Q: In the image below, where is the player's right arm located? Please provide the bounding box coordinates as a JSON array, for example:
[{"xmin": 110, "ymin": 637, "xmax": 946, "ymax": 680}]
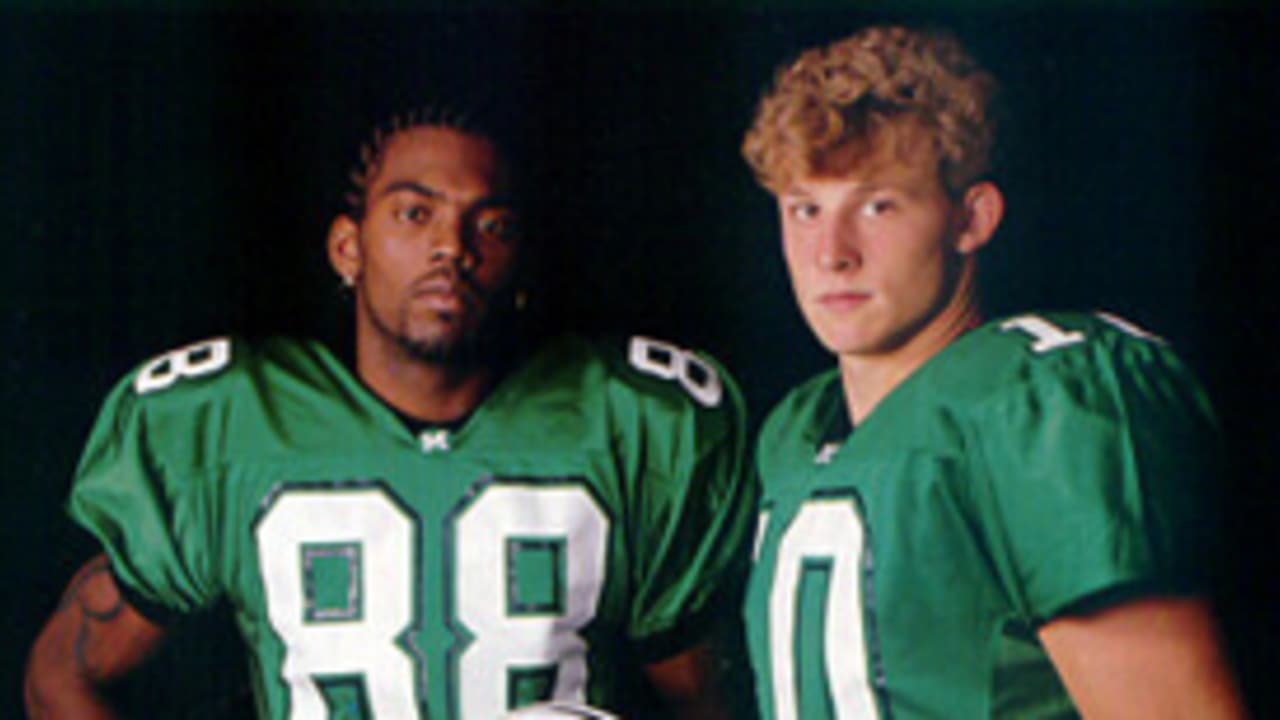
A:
[
  {"xmin": 25, "ymin": 554, "xmax": 168, "ymax": 719},
  {"xmin": 28, "ymin": 339, "xmax": 235, "ymax": 717}
]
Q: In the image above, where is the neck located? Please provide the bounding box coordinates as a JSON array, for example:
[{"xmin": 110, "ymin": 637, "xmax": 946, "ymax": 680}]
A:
[
  {"xmin": 356, "ymin": 328, "xmax": 498, "ymax": 424},
  {"xmin": 839, "ymin": 262, "xmax": 983, "ymax": 426}
]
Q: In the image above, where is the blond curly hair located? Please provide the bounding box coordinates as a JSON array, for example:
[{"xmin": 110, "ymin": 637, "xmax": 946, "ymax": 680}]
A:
[{"xmin": 742, "ymin": 25, "xmax": 998, "ymax": 196}]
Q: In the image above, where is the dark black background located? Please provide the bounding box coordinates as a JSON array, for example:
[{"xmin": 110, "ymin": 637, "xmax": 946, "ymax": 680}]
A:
[{"xmin": 3, "ymin": 4, "xmax": 1277, "ymax": 716}]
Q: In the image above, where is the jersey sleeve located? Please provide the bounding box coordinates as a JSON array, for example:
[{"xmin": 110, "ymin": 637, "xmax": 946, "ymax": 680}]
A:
[
  {"xmin": 612, "ymin": 342, "xmax": 758, "ymax": 660},
  {"xmin": 969, "ymin": 319, "xmax": 1222, "ymax": 623},
  {"xmin": 67, "ymin": 349, "xmax": 229, "ymax": 617}
]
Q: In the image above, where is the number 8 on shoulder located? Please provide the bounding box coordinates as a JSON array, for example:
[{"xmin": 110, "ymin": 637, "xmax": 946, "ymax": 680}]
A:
[{"xmin": 627, "ymin": 336, "xmax": 723, "ymax": 408}]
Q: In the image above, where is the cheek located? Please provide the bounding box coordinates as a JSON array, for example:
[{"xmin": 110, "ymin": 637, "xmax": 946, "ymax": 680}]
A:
[
  {"xmin": 362, "ymin": 238, "xmax": 419, "ymax": 296},
  {"xmin": 476, "ymin": 243, "xmax": 520, "ymax": 287},
  {"xmin": 361, "ymin": 225, "xmax": 409, "ymax": 265},
  {"xmin": 780, "ymin": 239, "xmax": 810, "ymax": 292},
  {"xmin": 878, "ymin": 222, "xmax": 948, "ymax": 272},
  {"xmin": 780, "ymin": 231, "xmax": 807, "ymax": 272}
]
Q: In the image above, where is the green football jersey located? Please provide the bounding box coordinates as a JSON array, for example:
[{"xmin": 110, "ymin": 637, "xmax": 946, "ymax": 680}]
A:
[
  {"xmin": 69, "ymin": 333, "xmax": 754, "ymax": 719},
  {"xmin": 745, "ymin": 311, "xmax": 1220, "ymax": 719}
]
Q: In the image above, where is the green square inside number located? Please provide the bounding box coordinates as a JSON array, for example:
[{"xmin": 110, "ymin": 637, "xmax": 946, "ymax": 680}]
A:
[
  {"xmin": 303, "ymin": 542, "xmax": 362, "ymax": 623},
  {"xmin": 507, "ymin": 537, "xmax": 564, "ymax": 615}
]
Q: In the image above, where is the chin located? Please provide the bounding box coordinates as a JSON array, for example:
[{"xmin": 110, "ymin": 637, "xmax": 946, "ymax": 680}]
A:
[
  {"xmin": 820, "ymin": 328, "xmax": 910, "ymax": 358},
  {"xmin": 402, "ymin": 335, "xmax": 482, "ymax": 365},
  {"xmin": 404, "ymin": 317, "xmax": 513, "ymax": 365},
  {"xmin": 812, "ymin": 321, "xmax": 878, "ymax": 355},
  {"xmin": 394, "ymin": 320, "xmax": 470, "ymax": 361}
]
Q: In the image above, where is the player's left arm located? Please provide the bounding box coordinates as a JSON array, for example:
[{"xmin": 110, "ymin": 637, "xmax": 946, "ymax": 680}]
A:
[
  {"xmin": 643, "ymin": 642, "xmax": 736, "ymax": 720},
  {"xmin": 1039, "ymin": 596, "xmax": 1248, "ymax": 719},
  {"xmin": 620, "ymin": 336, "xmax": 757, "ymax": 719}
]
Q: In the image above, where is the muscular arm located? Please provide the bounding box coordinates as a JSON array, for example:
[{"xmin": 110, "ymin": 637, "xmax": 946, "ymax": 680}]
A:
[
  {"xmin": 644, "ymin": 642, "xmax": 737, "ymax": 720},
  {"xmin": 25, "ymin": 554, "xmax": 168, "ymax": 719},
  {"xmin": 1040, "ymin": 597, "xmax": 1248, "ymax": 719}
]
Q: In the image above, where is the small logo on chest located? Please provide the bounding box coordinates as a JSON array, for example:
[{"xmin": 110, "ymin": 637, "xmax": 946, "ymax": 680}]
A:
[
  {"xmin": 814, "ymin": 442, "xmax": 841, "ymax": 465},
  {"xmin": 419, "ymin": 429, "xmax": 451, "ymax": 453}
]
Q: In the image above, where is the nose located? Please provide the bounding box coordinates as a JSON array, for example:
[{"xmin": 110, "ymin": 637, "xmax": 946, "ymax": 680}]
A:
[
  {"xmin": 427, "ymin": 211, "xmax": 475, "ymax": 269},
  {"xmin": 815, "ymin": 216, "xmax": 859, "ymax": 272}
]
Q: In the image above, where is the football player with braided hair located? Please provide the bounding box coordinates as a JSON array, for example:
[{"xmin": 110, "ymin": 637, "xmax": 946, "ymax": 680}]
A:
[
  {"xmin": 741, "ymin": 25, "xmax": 1248, "ymax": 718},
  {"xmin": 25, "ymin": 100, "xmax": 755, "ymax": 718}
]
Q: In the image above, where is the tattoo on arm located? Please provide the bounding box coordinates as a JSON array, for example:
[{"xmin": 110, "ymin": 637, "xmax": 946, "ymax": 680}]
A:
[{"xmin": 59, "ymin": 556, "xmax": 128, "ymax": 681}]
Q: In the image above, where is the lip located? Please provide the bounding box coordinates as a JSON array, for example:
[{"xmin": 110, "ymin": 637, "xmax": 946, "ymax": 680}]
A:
[
  {"xmin": 412, "ymin": 276, "xmax": 474, "ymax": 312},
  {"xmin": 816, "ymin": 290, "xmax": 871, "ymax": 311},
  {"xmin": 415, "ymin": 290, "xmax": 465, "ymax": 313}
]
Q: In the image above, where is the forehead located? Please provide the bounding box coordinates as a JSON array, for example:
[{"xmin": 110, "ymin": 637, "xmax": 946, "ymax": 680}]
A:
[
  {"xmin": 788, "ymin": 131, "xmax": 943, "ymax": 196},
  {"xmin": 371, "ymin": 126, "xmax": 510, "ymax": 199}
]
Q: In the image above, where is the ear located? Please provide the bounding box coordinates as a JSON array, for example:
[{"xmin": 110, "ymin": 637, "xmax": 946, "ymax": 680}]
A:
[
  {"xmin": 328, "ymin": 215, "xmax": 362, "ymax": 285},
  {"xmin": 954, "ymin": 181, "xmax": 1005, "ymax": 255}
]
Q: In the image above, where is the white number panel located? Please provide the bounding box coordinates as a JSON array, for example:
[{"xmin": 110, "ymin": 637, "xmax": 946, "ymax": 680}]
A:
[
  {"xmin": 257, "ymin": 488, "xmax": 422, "ymax": 718},
  {"xmin": 256, "ymin": 482, "xmax": 609, "ymax": 719},
  {"xmin": 454, "ymin": 484, "xmax": 609, "ymax": 718},
  {"xmin": 765, "ymin": 499, "xmax": 880, "ymax": 720}
]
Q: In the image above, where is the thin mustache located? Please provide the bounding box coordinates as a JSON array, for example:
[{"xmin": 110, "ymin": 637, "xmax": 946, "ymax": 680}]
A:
[{"xmin": 411, "ymin": 267, "xmax": 479, "ymax": 300}]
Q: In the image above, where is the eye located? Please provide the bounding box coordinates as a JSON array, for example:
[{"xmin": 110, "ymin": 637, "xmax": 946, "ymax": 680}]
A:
[
  {"xmin": 786, "ymin": 201, "xmax": 820, "ymax": 223},
  {"xmin": 861, "ymin": 197, "xmax": 898, "ymax": 218},
  {"xmin": 475, "ymin": 211, "xmax": 522, "ymax": 242},
  {"xmin": 395, "ymin": 204, "xmax": 432, "ymax": 224}
]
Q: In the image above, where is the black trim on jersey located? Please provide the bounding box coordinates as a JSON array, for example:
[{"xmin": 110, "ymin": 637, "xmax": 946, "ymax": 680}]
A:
[
  {"xmin": 349, "ymin": 339, "xmax": 531, "ymax": 439},
  {"xmin": 811, "ymin": 486, "xmax": 856, "ymax": 500},
  {"xmin": 803, "ymin": 380, "xmax": 854, "ymax": 465},
  {"xmin": 630, "ymin": 577, "xmax": 747, "ymax": 665},
  {"xmin": 819, "ymin": 400, "xmax": 855, "ymax": 448},
  {"xmin": 1039, "ymin": 577, "xmax": 1206, "ymax": 627},
  {"xmin": 115, "ymin": 572, "xmax": 180, "ymax": 626},
  {"xmin": 798, "ymin": 375, "xmax": 852, "ymax": 449},
  {"xmin": 253, "ymin": 477, "xmax": 410, "ymax": 521},
  {"xmin": 391, "ymin": 408, "xmax": 469, "ymax": 438},
  {"xmin": 855, "ymin": 490, "xmax": 894, "ymax": 720},
  {"xmin": 804, "ymin": 486, "xmax": 895, "ymax": 720}
]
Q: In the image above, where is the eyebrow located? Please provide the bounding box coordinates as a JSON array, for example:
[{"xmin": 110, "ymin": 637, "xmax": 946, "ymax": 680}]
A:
[
  {"xmin": 783, "ymin": 179, "xmax": 902, "ymax": 199},
  {"xmin": 378, "ymin": 180, "xmax": 443, "ymax": 201},
  {"xmin": 378, "ymin": 180, "xmax": 517, "ymax": 210}
]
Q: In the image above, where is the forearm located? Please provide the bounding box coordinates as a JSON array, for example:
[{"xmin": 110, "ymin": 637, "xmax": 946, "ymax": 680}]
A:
[
  {"xmin": 24, "ymin": 656, "xmax": 119, "ymax": 720},
  {"xmin": 664, "ymin": 693, "xmax": 735, "ymax": 720},
  {"xmin": 644, "ymin": 642, "xmax": 736, "ymax": 720}
]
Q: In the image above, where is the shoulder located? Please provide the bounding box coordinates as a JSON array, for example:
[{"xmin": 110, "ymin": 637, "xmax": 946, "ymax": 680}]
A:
[
  {"xmin": 97, "ymin": 336, "xmax": 341, "ymax": 435},
  {"xmin": 521, "ymin": 333, "xmax": 745, "ymax": 421},
  {"xmin": 126, "ymin": 335, "xmax": 332, "ymax": 398},
  {"xmin": 759, "ymin": 369, "xmax": 841, "ymax": 451},
  {"xmin": 497, "ymin": 334, "xmax": 747, "ymax": 475},
  {"xmin": 928, "ymin": 311, "xmax": 1211, "ymax": 413},
  {"xmin": 754, "ymin": 369, "xmax": 841, "ymax": 481},
  {"xmin": 910, "ymin": 312, "xmax": 1219, "ymax": 466}
]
